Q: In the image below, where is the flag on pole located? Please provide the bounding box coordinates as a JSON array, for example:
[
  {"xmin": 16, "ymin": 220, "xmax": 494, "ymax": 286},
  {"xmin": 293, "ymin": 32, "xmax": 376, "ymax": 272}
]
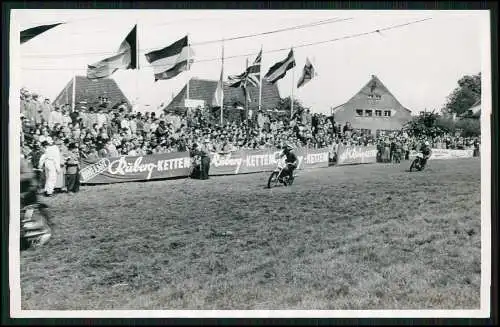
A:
[
  {"xmin": 212, "ymin": 68, "xmax": 224, "ymax": 107},
  {"xmin": 20, "ymin": 23, "xmax": 63, "ymax": 44},
  {"xmin": 228, "ymin": 49, "xmax": 261, "ymax": 88},
  {"xmin": 264, "ymin": 49, "xmax": 296, "ymax": 84},
  {"xmin": 244, "ymin": 87, "xmax": 252, "ymax": 103},
  {"xmin": 145, "ymin": 35, "xmax": 195, "ymax": 81},
  {"xmin": 87, "ymin": 25, "xmax": 137, "ymax": 80},
  {"xmin": 297, "ymin": 58, "xmax": 316, "ymax": 88}
]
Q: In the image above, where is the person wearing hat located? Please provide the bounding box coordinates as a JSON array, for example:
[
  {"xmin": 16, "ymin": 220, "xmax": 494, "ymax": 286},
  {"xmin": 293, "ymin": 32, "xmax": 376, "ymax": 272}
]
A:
[
  {"xmin": 64, "ymin": 143, "xmax": 80, "ymax": 194},
  {"xmin": 199, "ymin": 138, "xmax": 212, "ymax": 180}
]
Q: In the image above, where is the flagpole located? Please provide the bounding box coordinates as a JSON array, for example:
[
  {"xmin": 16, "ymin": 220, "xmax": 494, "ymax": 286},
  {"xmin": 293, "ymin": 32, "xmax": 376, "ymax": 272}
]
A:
[
  {"xmin": 245, "ymin": 57, "xmax": 249, "ymax": 122},
  {"xmin": 258, "ymin": 45, "xmax": 263, "ymax": 113},
  {"xmin": 290, "ymin": 49, "xmax": 295, "ymax": 120},
  {"xmin": 135, "ymin": 23, "xmax": 140, "ymax": 114},
  {"xmin": 186, "ymin": 33, "xmax": 191, "ymax": 101},
  {"xmin": 220, "ymin": 39, "xmax": 225, "ymax": 126},
  {"xmin": 71, "ymin": 72, "xmax": 76, "ymax": 112}
]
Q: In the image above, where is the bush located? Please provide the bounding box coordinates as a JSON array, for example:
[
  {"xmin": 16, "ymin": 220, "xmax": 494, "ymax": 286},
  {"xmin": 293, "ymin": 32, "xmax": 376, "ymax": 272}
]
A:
[{"xmin": 456, "ymin": 118, "xmax": 481, "ymax": 137}]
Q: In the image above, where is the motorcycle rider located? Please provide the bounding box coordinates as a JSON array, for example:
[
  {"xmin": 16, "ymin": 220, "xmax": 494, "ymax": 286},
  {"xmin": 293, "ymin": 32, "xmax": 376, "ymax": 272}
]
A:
[
  {"xmin": 420, "ymin": 140, "xmax": 432, "ymax": 168},
  {"xmin": 20, "ymin": 152, "xmax": 52, "ymax": 248},
  {"xmin": 279, "ymin": 144, "xmax": 298, "ymax": 182},
  {"xmin": 21, "ymin": 152, "xmax": 38, "ymax": 207}
]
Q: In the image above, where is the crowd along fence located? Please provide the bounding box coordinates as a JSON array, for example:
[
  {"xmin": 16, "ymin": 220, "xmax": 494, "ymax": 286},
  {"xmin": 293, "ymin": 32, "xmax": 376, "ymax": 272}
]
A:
[{"xmin": 79, "ymin": 146, "xmax": 475, "ymax": 185}]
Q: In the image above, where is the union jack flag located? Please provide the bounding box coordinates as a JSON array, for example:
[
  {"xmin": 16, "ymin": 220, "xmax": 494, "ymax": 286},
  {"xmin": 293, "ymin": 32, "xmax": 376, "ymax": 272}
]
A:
[{"xmin": 228, "ymin": 49, "xmax": 261, "ymax": 88}]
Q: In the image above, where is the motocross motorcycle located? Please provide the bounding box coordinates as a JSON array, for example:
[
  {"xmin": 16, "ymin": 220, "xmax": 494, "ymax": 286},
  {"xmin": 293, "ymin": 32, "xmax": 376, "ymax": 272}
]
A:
[
  {"xmin": 409, "ymin": 152, "xmax": 427, "ymax": 172},
  {"xmin": 267, "ymin": 159, "xmax": 297, "ymax": 188}
]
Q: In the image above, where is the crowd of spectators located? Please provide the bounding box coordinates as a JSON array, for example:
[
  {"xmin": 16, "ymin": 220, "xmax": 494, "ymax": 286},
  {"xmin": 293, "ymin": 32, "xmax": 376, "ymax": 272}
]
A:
[{"xmin": 19, "ymin": 88, "xmax": 481, "ymax": 194}]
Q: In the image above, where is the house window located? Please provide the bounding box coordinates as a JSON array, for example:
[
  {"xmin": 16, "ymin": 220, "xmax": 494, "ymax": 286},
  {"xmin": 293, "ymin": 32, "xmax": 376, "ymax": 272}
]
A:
[
  {"xmin": 355, "ymin": 109, "xmax": 363, "ymax": 116},
  {"xmin": 375, "ymin": 110, "xmax": 382, "ymax": 117},
  {"xmin": 384, "ymin": 110, "xmax": 392, "ymax": 117},
  {"xmin": 365, "ymin": 110, "xmax": 373, "ymax": 117},
  {"xmin": 375, "ymin": 94, "xmax": 381, "ymax": 100}
]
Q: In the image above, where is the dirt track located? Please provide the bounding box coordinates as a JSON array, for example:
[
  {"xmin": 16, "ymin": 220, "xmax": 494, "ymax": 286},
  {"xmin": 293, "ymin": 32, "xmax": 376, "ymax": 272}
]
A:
[{"xmin": 20, "ymin": 158, "xmax": 481, "ymax": 310}]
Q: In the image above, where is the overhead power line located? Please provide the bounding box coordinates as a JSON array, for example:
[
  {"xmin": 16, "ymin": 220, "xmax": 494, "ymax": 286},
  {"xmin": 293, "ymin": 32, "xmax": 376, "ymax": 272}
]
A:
[
  {"xmin": 20, "ymin": 18, "xmax": 432, "ymax": 72},
  {"xmin": 21, "ymin": 17, "xmax": 352, "ymax": 58}
]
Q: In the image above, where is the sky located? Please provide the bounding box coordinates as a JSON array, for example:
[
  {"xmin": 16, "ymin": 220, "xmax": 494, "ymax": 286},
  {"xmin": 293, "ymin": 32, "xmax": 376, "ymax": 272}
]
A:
[{"xmin": 12, "ymin": 9, "xmax": 488, "ymax": 114}]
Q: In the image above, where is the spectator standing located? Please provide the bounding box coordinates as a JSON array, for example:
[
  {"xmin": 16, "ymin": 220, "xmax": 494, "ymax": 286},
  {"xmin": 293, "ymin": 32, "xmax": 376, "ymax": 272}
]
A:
[
  {"xmin": 38, "ymin": 140, "xmax": 61, "ymax": 197},
  {"xmin": 65, "ymin": 143, "xmax": 80, "ymax": 194},
  {"xmin": 49, "ymin": 106, "xmax": 64, "ymax": 129},
  {"xmin": 96, "ymin": 108, "xmax": 107, "ymax": 129},
  {"xmin": 199, "ymin": 139, "xmax": 211, "ymax": 180},
  {"xmin": 40, "ymin": 98, "xmax": 52, "ymax": 123}
]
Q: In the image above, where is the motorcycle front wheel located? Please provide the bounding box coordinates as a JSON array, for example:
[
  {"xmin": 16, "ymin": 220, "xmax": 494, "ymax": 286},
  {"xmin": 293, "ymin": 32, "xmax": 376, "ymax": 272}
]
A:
[
  {"xmin": 267, "ymin": 171, "xmax": 280, "ymax": 189},
  {"xmin": 20, "ymin": 204, "xmax": 52, "ymax": 251},
  {"xmin": 410, "ymin": 158, "xmax": 422, "ymax": 172}
]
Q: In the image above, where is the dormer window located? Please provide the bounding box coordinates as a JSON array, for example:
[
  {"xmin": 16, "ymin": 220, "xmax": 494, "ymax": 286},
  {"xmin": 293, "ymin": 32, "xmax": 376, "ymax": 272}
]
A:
[
  {"xmin": 384, "ymin": 110, "xmax": 392, "ymax": 117},
  {"xmin": 375, "ymin": 110, "xmax": 382, "ymax": 117},
  {"xmin": 355, "ymin": 109, "xmax": 363, "ymax": 116},
  {"xmin": 365, "ymin": 110, "xmax": 373, "ymax": 117}
]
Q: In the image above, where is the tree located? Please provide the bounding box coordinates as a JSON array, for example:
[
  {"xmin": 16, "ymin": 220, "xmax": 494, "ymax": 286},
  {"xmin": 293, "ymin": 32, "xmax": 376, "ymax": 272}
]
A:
[
  {"xmin": 443, "ymin": 73, "xmax": 481, "ymax": 115},
  {"xmin": 403, "ymin": 111, "xmax": 449, "ymax": 137},
  {"xmin": 276, "ymin": 97, "xmax": 308, "ymax": 120}
]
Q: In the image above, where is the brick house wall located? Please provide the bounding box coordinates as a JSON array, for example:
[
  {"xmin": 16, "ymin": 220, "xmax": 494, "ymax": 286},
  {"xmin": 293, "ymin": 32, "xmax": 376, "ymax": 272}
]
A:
[{"xmin": 332, "ymin": 75, "xmax": 413, "ymax": 136}]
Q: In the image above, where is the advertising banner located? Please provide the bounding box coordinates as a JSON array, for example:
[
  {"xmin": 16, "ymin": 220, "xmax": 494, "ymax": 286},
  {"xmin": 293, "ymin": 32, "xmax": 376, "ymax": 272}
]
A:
[
  {"xmin": 409, "ymin": 148, "xmax": 474, "ymax": 160},
  {"xmin": 80, "ymin": 152, "xmax": 191, "ymax": 184},
  {"xmin": 209, "ymin": 148, "xmax": 330, "ymax": 176},
  {"xmin": 428, "ymin": 148, "xmax": 474, "ymax": 160},
  {"xmin": 336, "ymin": 145, "xmax": 378, "ymax": 165}
]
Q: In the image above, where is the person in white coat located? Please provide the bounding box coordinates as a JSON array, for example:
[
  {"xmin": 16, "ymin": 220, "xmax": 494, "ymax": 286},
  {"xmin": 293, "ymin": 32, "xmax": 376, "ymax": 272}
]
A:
[{"xmin": 38, "ymin": 140, "xmax": 61, "ymax": 197}]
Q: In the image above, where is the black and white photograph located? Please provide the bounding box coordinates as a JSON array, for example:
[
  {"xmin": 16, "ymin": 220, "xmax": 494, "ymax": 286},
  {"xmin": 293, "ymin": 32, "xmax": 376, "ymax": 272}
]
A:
[{"xmin": 7, "ymin": 7, "xmax": 492, "ymax": 319}]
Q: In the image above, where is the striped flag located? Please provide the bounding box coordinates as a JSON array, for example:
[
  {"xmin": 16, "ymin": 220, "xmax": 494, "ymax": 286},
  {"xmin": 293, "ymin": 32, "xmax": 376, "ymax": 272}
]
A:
[
  {"xmin": 228, "ymin": 49, "xmax": 262, "ymax": 88},
  {"xmin": 297, "ymin": 58, "xmax": 316, "ymax": 88},
  {"xmin": 21, "ymin": 23, "xmax": 63, "ymax": 44},
  {"xmin": 87, "ymin": 25, "xmax": 137, "ymax": 80},
  {"xmin": 145, "ymin": 35, "xmax": 195, "ymax": 81},
  {"xmin": 264, "ymin": 49, "xmax": 295, "ymax": 84}
]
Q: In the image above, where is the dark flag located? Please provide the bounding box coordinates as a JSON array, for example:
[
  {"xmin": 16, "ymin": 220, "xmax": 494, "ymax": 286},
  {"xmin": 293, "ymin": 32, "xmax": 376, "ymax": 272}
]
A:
[
  {"xmin": 87, "ymin": 25, "xmax": 137, "ymax": 79},
  {"xmin": 297, "ymin": 58, "xmax": 316, "ymax": 88},
  {"xmin": 145, "ymin": 36, "xmax": 194, "ymax": 81},
  {"xmin": 20, "ymin": 23, "xmax": 63, "ymax": 44},
  {"xmin": 264, "ymin": 49, "xmax": 296, "ymax": 84}
]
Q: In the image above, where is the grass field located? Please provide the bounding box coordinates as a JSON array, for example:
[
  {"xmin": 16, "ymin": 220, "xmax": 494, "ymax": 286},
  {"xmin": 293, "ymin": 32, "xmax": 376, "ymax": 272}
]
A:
[{"xmin": 20, "ymin": 158, "xmax": 481, "ymax": 310}]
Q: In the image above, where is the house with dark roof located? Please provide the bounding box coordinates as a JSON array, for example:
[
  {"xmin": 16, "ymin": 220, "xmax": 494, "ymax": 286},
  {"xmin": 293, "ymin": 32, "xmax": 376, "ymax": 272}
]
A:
[
  {"xmin": 53, "ymin": 76, "xmax": 131, "ymax": 111},
  {"xmin": 459, "ymin": 99, "xmax": 481, "ymax": 119},
  {"xmin": 331, "ymin": 75, "xmax": 413, "ymax": 136},
  {"xmin": 164, "ymin": 78, "xmax": 281, "ymax": 116}
]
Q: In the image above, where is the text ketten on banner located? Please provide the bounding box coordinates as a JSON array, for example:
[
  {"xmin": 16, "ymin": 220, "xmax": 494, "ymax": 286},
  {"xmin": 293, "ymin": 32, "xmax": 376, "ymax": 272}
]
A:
[
  {"xmin": 80, "ymin": 152, "xmax": 191, "ymax": 184},
  {"xmin": 336, "ymin": 145, "xmax": 378, "ymax": 165},
  {"xmin": 209, "ymin": 148, "xmax": 330, "ymax": 176}
]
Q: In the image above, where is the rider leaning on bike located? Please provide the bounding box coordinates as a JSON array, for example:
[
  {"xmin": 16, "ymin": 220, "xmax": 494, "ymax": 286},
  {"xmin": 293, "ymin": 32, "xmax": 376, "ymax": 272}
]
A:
[
  {"xmin": 279, "ymin": 144, "xmax": 298, "ymax": 182},
  {"xmin": 420, "ymin": 140, "xmax": 432, "ymax": 166}
]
